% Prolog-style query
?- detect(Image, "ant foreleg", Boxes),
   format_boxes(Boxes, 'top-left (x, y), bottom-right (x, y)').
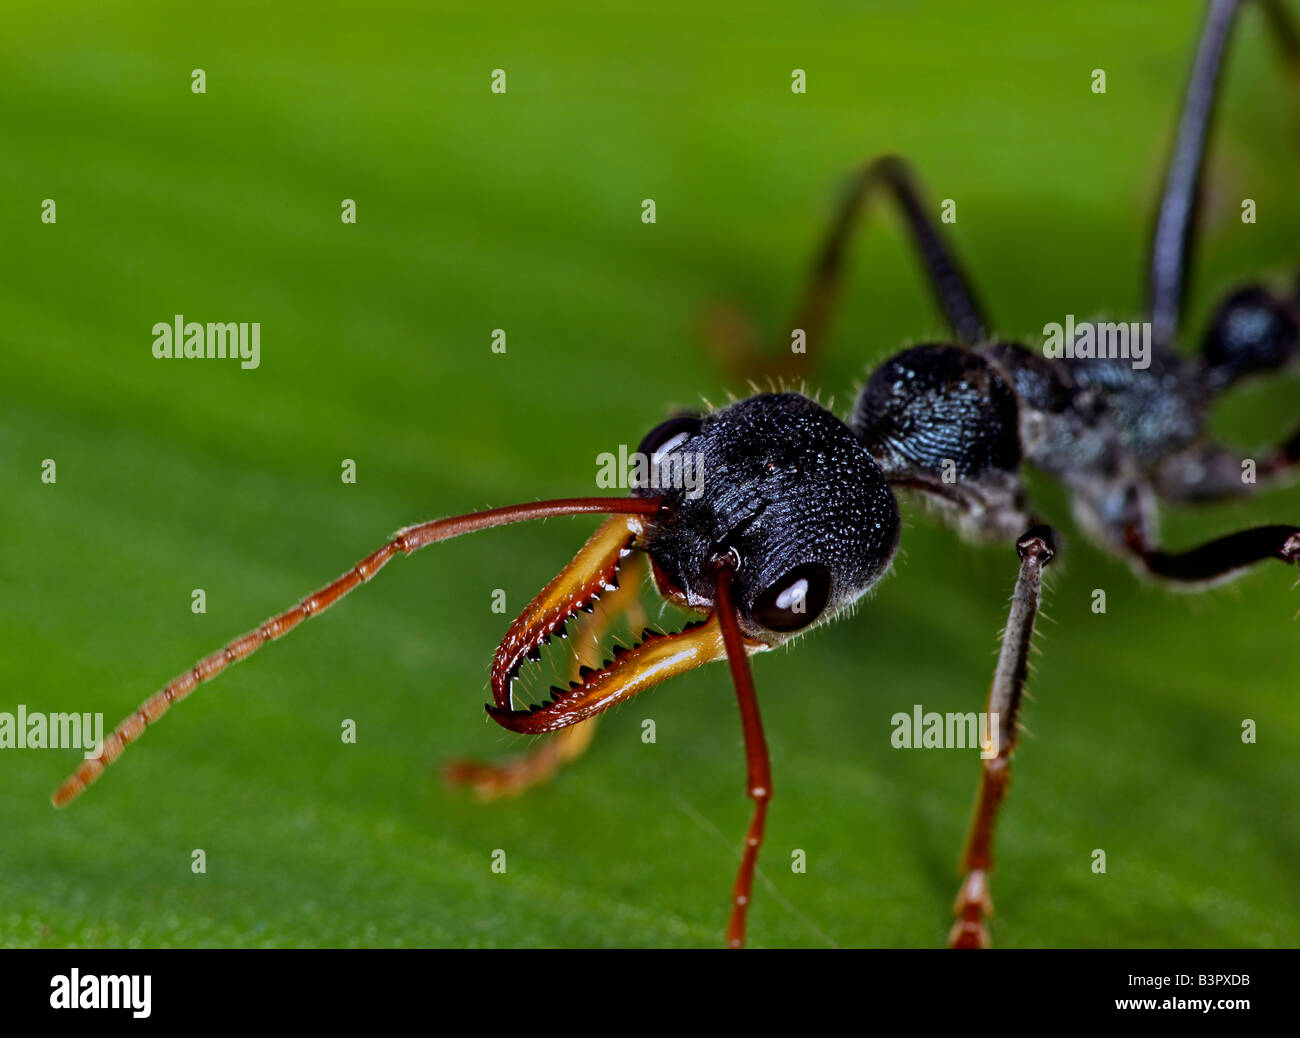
top-left (949, 525), bottom-right (1057, 949)
top-left (712, 560), bottom-right (772, 950)
top-left (482, 549), bottom-right (768, 948)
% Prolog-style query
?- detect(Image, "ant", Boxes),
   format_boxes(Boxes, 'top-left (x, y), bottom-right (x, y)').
top-left (54, 0), bottom-right (1300, 948)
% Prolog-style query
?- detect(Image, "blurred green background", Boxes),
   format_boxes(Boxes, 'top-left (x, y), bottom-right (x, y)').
top-left (2, 0), bottom-right (1298, 948)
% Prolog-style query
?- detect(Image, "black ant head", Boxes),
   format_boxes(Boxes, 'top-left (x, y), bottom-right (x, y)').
top-left (485, 392), bottom-right (899, 736)
top-left (632, 392), bottom-right (900, 645)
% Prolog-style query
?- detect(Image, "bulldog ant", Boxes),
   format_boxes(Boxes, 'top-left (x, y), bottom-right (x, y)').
top-left (54, 0), bottom-right (1300, 948)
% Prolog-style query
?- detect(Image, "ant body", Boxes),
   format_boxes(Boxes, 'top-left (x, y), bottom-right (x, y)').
top-left (55, 0), bottom-right (1299, 948)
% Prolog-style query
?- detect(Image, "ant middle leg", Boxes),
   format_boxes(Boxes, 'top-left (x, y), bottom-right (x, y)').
top-left (1153, 433), bottom-right (1300, 502)
top-left (443, 554), bottom-right (648, 800)
top-left (1154, 280), bottom-right (1299, 502)
top-left (1123, 522), bottom-right (1300, 584)
top-left (1074, 469), bottom-right (1300, 584)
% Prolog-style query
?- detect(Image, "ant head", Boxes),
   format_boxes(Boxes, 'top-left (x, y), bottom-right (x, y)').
top-left (485, 392), bottom-right (899, 736)
top-left (632, 392), bottom-right (900, 645)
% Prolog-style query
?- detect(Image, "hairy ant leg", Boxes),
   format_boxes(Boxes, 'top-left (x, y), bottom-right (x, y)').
top-left (950, 525), bottom-right (1057, 949)
top-left (1124, 522), bottom-right (1300, 584)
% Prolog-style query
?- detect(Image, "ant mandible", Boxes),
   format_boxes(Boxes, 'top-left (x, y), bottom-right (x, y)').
top-left (54, 0), bottom-right (1300, 948)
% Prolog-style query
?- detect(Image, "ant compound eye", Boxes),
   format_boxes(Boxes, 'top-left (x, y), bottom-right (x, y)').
top-left (631, 416), bottom-right (702, 494)
top-left (751, 563), bottom-right (831, 632)
top-left (637, 415), bottom-right (701, 464)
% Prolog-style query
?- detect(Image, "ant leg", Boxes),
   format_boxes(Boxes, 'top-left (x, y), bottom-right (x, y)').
top-left (1263, 423), bottom-right (1300, 479)
top-left (1260, 0), bottom-right (1300, 91)
top-left (1154, 431), bottom-right (1300, 502)
top-left (706, 154), bottom-right (990, 380)
top-left (1258, 0), bottom-right (1300, 62)
top-left (442, 713), bottom-right (600, 801)
top-left (712, 561), bottom-right (772, 949)
top-left (443, 555), bottom-right (648, 799)
top-left (950, 525), bottom-right (1057, 949)
top-left (1149, 0), bottom-right (1239, 346)
top-left (485, 554), bottom-right (769, 947)
top-left (1156, 281), bottom-right (1300, 500)
top-left (1147, 0), bottom-right (1300, 347)
top-left (793, 155), bottom-right (990, 354)
top-left (1124, 522), bottom-right (1300, 583)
